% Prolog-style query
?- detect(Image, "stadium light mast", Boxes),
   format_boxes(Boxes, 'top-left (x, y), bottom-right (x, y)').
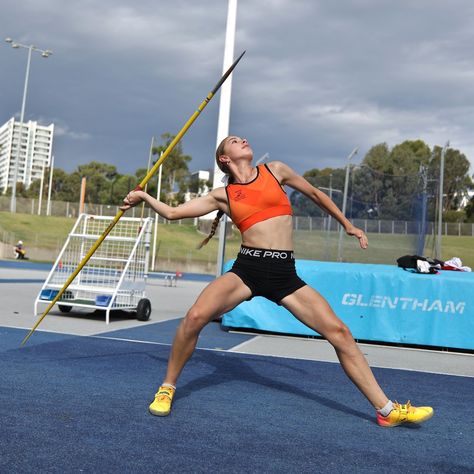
top-left (214, 0), bottom-right (238, 276)
top-left (337, 147), bottom-right (358, 261)
top-left (5, 37), bottom-right (52, 213)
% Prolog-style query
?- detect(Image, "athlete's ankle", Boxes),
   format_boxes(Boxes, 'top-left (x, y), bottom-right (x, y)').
top-left (376, 400), bottom-right (394, 417)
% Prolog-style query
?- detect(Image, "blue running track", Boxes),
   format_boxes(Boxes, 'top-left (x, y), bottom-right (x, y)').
top-left (1, 326), bottom-right (473, 473)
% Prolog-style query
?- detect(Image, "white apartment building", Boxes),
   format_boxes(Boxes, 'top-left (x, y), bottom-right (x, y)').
top-left (0, 117), bottom-right (54, 193)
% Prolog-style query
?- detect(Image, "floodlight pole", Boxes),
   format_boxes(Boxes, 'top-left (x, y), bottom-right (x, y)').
top-left (337, 147), bottom-right (358, 261)
top-left (5, 38), bottom-right (52, 213)
top-left (435, 141), bottom-right (449, 259)
top-left (215, 0), bottom-right (238, 277)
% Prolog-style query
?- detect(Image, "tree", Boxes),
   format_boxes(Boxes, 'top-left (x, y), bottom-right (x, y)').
top-left (187, 174), bottom-right (212, 196)
top-left (73, 162), bottom-right (118, 205)
top-left (109, 174), bottom-right (137, 205)
top-left (465, 195), bottom-right (474, 222)
top-left (353, 141), bottom-right (432, 220)
top-left (290, 167), bottom-right (345, 216)
top-left (429, 146), bottom-right (474, 212)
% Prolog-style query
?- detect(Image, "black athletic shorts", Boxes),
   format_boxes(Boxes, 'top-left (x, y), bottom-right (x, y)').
top-left (228, 245), bottom-right (307, 304)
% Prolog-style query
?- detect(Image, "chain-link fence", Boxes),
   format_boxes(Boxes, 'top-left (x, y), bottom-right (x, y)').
top-left (1, 195), bottom-right (473, 273)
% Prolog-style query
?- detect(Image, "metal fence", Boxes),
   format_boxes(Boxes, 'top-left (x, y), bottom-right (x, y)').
top-left (1, 195), bottom-right (473, 236)
top-left (294, 215), bottom-right (474, 237)
top-left (1, 196), bottom-right (473, 273)
top-left (0, 196), bottom-right (198, 225)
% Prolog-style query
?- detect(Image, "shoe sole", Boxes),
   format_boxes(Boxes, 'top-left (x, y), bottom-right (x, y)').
top-left (149, 407), bottom-right (171, 416)
top-left (378, 410), bottom-right (434, 427)
top-left (148, 410), bottom-right (171, 416)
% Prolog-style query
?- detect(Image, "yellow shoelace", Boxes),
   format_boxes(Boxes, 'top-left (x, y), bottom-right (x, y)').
top-left (155, 388), bottom-right (174, 402)
top-left (393, 401), bottom-right (412, 418)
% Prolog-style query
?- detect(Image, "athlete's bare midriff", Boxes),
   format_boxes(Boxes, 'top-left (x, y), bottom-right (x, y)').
top-left (239, 214), bottom-right (294, 250)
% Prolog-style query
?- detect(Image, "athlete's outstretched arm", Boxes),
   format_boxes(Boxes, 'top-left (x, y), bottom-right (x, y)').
top-left (270, 161), bottom-right (368, 249)
top-left (120, 188), bottom-right (225, 220)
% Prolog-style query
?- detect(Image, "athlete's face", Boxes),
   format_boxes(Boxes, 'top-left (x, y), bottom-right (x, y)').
top-left (224, 136), bottom-right (253, 160)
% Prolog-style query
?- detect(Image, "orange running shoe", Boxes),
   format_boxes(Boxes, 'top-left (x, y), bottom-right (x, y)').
top-left (377, 401), bottom-right (434, 427)
top-left (149, 385), bottom-right (175, 416)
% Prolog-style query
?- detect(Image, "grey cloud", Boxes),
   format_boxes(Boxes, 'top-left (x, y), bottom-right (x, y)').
top-left (0, 0), bottom-right (473, 180)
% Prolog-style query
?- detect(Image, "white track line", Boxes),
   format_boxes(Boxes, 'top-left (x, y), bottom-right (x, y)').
top-left (3, 325), bottom-right (473, 378)
top-left (226, 335), bottom-right (261, 351)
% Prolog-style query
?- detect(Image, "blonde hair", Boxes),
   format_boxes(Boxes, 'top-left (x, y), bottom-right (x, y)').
top-left (197, 210), bottom-right (224, 249)
top-left (197, 137), bottom-right (231, 249)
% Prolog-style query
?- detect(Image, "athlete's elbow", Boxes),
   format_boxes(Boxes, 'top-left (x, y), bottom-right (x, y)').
top-left (166, 208), bottom-right (181, 220)
top-left (311, 191), bottom-right (323, 206)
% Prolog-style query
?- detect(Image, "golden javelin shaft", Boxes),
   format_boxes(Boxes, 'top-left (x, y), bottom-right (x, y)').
top-left (21, 51), bottom-right (246, 346)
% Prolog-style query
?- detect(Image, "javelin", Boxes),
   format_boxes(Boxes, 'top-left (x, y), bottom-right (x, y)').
top-left (21, 50), bottom-right (246, 346)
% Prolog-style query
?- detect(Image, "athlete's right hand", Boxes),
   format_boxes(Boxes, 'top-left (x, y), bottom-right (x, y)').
top-left (120, 190), bottom-right (145, 211)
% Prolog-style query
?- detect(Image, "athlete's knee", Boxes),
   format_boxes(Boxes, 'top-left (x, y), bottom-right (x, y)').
top-left (327, 321), bottom-right (354, 347)
top-left (182, 305), bottom-right (209, 334)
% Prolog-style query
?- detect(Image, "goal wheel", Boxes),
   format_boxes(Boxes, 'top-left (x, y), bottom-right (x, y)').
top-left (136, 298), bottom-right (151, 321)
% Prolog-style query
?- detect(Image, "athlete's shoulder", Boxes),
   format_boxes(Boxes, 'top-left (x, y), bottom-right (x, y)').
top-left (209, 186), bottom-right (228, 202)
top-left (266, 161), bottom-right (298, 181)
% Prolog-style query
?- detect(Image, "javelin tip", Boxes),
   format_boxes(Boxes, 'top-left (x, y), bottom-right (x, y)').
top-left (211, 50), bottom-right (246, 95)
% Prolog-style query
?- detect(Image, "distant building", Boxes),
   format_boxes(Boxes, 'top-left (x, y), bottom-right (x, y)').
top-left (0, 117), bottom-right (54, 193)
top-left (184, 170), bottom-right (211, 202)
top-left (192, 170), bottom-right (211, 196)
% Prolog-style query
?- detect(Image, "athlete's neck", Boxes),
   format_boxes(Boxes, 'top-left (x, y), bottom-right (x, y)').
top-left (229, 162), bottom-right (257, 184)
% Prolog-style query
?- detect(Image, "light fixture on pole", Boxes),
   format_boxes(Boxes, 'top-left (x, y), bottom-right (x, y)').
top-left (5, 37), bottom-right (52, 213)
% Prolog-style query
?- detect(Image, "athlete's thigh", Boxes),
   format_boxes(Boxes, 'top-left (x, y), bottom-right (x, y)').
top-left (191, 271), bottom-right (252, 320)
top-left (280, 284), bottom-right (344, 336)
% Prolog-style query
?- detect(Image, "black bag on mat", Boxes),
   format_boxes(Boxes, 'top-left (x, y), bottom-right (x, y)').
top-left (396, 255), bottom-right (443, 274)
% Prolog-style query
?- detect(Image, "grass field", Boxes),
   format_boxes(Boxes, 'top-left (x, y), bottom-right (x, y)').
top-left (1, 212), bottom-right (473, 271)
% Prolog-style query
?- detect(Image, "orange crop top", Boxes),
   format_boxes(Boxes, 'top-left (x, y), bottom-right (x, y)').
top-left (226, 164), bottom-right (293, 233)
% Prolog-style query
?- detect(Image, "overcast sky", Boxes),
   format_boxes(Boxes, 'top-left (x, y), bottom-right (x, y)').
top-left (1, 0), bottom-right (473, 180)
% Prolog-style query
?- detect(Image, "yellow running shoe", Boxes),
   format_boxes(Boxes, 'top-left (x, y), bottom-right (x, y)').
top-left (377, 401), bottom-right (434, 427)
top-left (149, 385), bottom-right (175, 416)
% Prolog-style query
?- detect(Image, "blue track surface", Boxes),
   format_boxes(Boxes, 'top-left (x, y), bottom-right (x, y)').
top-left (1, 326), bottom-right (473, 473)
top-left (99, 319), bottom-right (253, 350)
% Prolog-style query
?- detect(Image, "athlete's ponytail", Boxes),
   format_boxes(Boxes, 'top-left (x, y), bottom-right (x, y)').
top-left (196, 137), bottom-right (230, 249)
top-left (197, 210), bottom-right (224, 249)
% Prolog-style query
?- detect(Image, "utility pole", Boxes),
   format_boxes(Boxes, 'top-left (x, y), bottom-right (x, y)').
top-left (337, 147), bottom-right (358, 261)
top-left (435, 141), bottom-right (449, 259)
